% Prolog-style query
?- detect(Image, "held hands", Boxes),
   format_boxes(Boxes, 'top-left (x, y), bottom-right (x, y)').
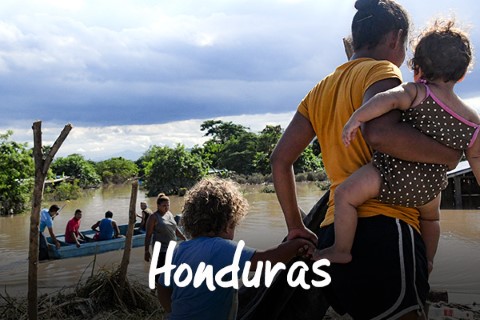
top-left (287, 226), bottom-right (317, 259)
top-left (294, 238), bottom-right (316, 257)
top-left (287, 226), bottom-right (317, 244)
top-left (342, 117), bottom-right (362, 147)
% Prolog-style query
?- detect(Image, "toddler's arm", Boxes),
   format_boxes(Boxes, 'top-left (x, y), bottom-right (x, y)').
top-left (249, 238), bottom-right (315, 269)
top-left (362, 81), bottom-right (461, 170)
top-left (343, 82), bottom-right (419, 146)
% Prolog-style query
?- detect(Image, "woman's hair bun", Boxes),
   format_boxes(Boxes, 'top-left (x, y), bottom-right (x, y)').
top-left (354, 0), bottom-right (380, 11)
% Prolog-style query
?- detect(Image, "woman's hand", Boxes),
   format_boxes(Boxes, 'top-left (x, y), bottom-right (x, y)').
top-left (287, 226), bottom-right (318, 245)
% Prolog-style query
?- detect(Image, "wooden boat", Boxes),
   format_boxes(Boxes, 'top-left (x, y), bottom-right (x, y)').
top-left (46, 224), bottom-right (146, 260)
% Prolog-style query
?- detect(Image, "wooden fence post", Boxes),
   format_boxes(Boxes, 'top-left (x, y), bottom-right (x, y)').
top-left (28, 121), bottom-right (72, 320)
top-left (118, 180), bottom-right (138, 297)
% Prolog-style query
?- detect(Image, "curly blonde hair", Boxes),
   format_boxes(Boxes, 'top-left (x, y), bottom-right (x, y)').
top-left (181, 177), bottom-right (248, 238)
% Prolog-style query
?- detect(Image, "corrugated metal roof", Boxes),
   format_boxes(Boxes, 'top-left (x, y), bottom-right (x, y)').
top-left (447, 160), bottom-right (471, 178)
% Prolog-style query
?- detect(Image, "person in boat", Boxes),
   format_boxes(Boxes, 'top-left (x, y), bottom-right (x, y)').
top-left (91, 210), bottom-right (123, 240)
top-left (270, 0), bottom-right (461, 318)
top-left (65, 209), bottom-right (86, 247)
top-left (39, 204), bottom-right (61, 260)
top-left (156, 177), bottom-right (314, 320)
top-left (136, 201), bottom-right (152, 231)
top-left (144, 193), bottom-right (186, 281)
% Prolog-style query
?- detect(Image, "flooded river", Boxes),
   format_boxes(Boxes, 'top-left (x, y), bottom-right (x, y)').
top-left (0, 183), bottom-right (479, 305)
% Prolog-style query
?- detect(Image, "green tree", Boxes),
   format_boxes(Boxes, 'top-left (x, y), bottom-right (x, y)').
top-left (294, 144), bottom-right (323, 173)
top-left (217, 132), bottom-right (258, 175)
top-left (141, 145), bottom-right (208, 196)
top-left (191, 140), bottom-right (221, 169)
top-left (51, 154), bottom-right (101, 188)
top-left (200, 120), bottom-right (249, 144)
top-left (199, 120), bottom-right (252, 172)
top-left (44, 180), bottom-right (81, 201)
top-left (197, 120), bottom-right (322, 176)
top-left (96, 157), bottom-right (138, 184)
top-left (253, 125), bottom-right (283, 175)
top-left (0, 131), bottom-right (34, 214)
top-left (312, 138), bottom-right (321, 156)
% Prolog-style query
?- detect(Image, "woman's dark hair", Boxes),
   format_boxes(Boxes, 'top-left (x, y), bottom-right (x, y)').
top-left (352, 0), bottom-right (410, 50)
top-left (409, 19), bottom-right (472, 83)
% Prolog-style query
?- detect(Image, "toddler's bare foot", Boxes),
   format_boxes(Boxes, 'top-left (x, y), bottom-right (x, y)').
top-left (313, 246), bottom-right (352, 264)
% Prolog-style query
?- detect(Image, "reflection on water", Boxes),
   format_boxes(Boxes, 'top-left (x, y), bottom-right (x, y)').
top-left (0, 183), bottom-right (479, 304)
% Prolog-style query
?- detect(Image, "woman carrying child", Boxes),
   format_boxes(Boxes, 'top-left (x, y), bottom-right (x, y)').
top-left (271, 0), bottom-right (462, 318)
top-left (317, 18), bottom-right (477, 273)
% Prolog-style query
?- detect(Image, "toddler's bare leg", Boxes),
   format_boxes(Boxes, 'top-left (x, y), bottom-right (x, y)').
top-left (314, 163), bottom-right (381, 263)
top-left (417, 194), bottom-right (441, 274)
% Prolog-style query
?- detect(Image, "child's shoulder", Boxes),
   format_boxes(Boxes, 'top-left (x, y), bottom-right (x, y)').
top-left (183, 237), bottom-right (240, 257)
top-left (181, 236), bottom-right (235, 248)
top-left (459, 101), bottom-right (480, 124)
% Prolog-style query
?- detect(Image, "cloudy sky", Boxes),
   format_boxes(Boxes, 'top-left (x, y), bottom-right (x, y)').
top-left (1, 0), bottom-right (479, 160)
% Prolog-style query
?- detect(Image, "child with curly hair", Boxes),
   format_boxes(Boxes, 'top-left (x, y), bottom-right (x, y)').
top-left (157, 177), bottom-right (314, 320)
top-left (316, 18), bottom-right (478, 270)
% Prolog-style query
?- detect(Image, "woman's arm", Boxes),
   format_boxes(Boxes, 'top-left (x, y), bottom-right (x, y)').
top-left (362, 79), bottom-right (462, 169)
top-left (271, 112), bottom-right (317, 243)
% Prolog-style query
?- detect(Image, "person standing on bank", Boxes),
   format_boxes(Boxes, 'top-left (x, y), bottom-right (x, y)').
top-left (144, 193), bottom-right (186, 277)
top-left (270, 0), bottom-right (461, 319)
top-left (39, 204), bottom-right (61, 260)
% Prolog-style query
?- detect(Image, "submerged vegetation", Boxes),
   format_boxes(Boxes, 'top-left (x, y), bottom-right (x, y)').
top-left (0, 268), bottom-right (166, 320)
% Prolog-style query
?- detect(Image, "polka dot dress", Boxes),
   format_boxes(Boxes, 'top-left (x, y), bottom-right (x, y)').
top-left (373, 85), bottom-right (479, 207)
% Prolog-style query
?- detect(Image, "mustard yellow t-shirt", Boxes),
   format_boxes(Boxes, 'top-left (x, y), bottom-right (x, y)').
top-left (298, 58), bottom-right (420, 231)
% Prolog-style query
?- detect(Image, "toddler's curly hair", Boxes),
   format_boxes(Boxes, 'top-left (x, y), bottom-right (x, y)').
top-left (409, 18), bottom-right (473, 82)
top-left (181, 177), bottom-right (248, 238)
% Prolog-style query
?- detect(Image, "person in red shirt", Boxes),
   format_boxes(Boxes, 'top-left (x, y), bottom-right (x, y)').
top-left (65, 209), bottom-right (85, 247)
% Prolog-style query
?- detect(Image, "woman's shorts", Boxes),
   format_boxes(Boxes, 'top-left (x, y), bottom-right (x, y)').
top-left (317, 215), bottom-right (429, 319)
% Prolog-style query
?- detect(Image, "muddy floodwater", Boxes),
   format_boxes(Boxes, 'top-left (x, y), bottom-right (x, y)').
top-left (0, 183), bottom-right (479, 305)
